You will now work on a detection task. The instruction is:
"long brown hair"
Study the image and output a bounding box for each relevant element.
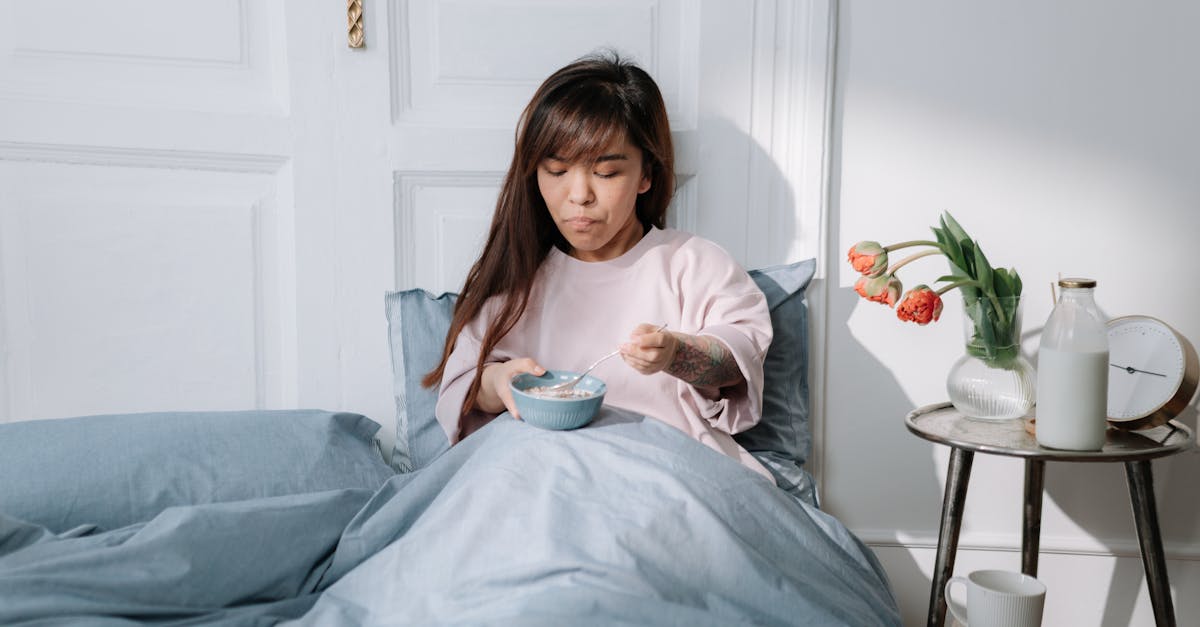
[421,52,676,424]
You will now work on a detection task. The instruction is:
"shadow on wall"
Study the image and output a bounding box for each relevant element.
[826,285,943,625]
[822,34,939,618]
[678,115,803,270]
[708,106,939,613]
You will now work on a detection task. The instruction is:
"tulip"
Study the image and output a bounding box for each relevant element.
[847,239,944,278]
[896,285,944,325]
[847,241,888,277]
[855,275,902,307]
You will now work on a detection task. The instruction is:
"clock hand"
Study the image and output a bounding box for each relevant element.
[1110,363,1167,377]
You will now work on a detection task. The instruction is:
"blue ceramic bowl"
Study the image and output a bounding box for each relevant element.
[509,370,606,430]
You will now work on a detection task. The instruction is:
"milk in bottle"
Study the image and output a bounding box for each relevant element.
[1035,278,1109,450]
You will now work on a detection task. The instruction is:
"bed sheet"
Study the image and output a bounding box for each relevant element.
[0,408,898,626]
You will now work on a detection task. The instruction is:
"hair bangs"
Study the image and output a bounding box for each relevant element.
[525,89,628,169]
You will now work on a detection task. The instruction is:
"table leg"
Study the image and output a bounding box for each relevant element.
[1124,460,1176,627]
[928,448,973,627]
[1021,459,1045,577]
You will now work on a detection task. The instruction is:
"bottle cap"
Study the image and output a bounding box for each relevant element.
[1058,277,1097,288]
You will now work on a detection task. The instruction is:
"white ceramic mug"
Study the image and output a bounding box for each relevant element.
[944,569,1046,627]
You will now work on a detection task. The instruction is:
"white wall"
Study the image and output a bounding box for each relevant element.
[826,1,1200,625]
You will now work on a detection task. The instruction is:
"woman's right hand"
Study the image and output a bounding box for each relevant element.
[477,358,546,419]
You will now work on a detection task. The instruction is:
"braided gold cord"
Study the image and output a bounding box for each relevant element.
[348,0,365,48]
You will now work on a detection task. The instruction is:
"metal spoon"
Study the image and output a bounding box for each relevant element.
[545,323,668,392]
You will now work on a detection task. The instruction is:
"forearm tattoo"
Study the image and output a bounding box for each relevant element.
[665,334,743,389]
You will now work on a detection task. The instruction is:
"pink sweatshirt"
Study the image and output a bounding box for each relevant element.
[435,227,774,480]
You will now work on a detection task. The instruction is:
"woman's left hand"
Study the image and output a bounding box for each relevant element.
[620,323,679,375]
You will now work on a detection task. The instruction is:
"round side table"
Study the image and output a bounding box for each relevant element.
[906,402,1195,627]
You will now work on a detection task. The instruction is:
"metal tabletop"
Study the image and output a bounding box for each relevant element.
[905,402,1195,462]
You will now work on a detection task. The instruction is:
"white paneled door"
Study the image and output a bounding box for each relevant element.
[0,0,293,421]
[0,1,834,457]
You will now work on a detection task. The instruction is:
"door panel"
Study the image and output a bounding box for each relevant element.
[0,162,280,419]
[395,171,502,294]
[0,0,287,115]
[393,0,692,129]
[0,0,293,422]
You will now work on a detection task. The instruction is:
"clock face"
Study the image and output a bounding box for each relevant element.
[1107,317,1186,420]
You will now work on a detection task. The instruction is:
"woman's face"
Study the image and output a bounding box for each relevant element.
[536,134,652,262]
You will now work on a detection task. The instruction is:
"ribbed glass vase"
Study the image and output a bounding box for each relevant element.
[946,296,1036,420]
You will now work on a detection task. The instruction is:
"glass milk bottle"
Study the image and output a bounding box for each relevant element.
[1036,278,1109,450]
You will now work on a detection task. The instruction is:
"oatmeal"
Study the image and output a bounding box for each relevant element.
[525,386,596,399]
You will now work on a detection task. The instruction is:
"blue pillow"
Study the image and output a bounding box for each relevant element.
[0,409,394,533]
[739,259,817,505]
[385,258,816,494]
[384,290,456,472]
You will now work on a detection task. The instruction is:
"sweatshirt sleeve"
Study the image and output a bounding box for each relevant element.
[679,240,773,435]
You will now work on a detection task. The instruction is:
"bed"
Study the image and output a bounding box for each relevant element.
[0,259,901,626]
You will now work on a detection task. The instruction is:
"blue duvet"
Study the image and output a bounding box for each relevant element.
[0,408,899,626]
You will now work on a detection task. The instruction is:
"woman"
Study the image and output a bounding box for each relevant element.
[424,53,774,480]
